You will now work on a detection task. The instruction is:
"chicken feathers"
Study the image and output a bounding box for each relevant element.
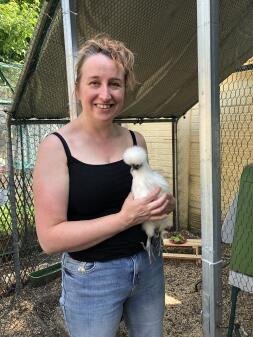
[123,146,172,262]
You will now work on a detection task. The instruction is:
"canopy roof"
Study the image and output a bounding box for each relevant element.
[10,0,253,120]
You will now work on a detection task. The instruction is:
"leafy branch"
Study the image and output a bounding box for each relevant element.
[0,0,41,63]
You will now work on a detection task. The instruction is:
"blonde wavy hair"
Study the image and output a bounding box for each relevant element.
[75,35,136,91]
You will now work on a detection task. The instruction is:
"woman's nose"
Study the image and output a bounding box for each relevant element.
[99,85,111,101]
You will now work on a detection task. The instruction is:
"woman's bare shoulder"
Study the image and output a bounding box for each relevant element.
[38,118,76,153]
[134,131,146,148]
[35,132,69,172]
[118,126,146,147]
[38,132,63,154]
[122,127,147,150]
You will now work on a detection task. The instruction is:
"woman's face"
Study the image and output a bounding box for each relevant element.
[76,53,125,123]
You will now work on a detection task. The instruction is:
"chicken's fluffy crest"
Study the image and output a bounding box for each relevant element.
[123,146,147,166]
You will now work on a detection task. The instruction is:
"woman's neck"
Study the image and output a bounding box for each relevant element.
[76,114,118,141]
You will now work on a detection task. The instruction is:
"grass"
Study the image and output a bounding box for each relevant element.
[0,202,36,256]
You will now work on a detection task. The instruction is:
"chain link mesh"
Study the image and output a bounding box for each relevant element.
[1,122,67,293]
[1,63,253,334]
[13,1,253,121]
[0,120,67,309]
[1,0,253,333]
[0,63,22,104]
[220,60,253,336]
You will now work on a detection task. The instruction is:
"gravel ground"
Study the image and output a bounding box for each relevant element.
[0,242,252,337]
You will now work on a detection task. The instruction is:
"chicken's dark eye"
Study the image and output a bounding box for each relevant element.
[132,164,141,170]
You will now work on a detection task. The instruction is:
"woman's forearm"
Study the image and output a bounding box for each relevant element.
[36,211,128,254]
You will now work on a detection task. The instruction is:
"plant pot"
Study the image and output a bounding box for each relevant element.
[169,238,187,245]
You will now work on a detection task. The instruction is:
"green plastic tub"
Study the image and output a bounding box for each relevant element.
[29,262,61,287]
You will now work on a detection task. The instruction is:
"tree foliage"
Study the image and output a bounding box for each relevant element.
[0,0,41,63]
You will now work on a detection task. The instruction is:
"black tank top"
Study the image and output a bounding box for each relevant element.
[52,130,147,262]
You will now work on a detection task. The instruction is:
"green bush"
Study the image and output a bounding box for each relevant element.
[0,0,41,62]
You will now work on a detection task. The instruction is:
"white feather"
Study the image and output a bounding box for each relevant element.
[123,146,172,260]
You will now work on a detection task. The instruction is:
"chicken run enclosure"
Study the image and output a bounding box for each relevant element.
[1,1,253,336]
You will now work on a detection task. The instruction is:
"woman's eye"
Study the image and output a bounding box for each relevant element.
[90,81,100,86]
[110,82,121,88]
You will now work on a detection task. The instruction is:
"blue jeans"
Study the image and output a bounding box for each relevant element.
[60,250,165,337]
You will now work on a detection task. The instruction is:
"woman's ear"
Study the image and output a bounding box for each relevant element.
[75,86,80,102]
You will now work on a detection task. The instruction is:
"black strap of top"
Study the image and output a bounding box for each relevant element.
[52,132,72,163]
[129,130,137,145]
[52,130,136,163]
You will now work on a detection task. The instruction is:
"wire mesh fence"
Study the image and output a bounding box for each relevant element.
[220,62,253,336]
[0,62,22,104]
[0,61,253,335]
[0,120,67,300]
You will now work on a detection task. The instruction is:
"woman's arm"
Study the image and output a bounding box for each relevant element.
[33,135,169,254]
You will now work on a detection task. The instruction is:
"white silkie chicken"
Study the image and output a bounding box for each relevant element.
[123,145,172,262]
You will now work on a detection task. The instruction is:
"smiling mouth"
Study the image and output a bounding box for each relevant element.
[95,104,114,109]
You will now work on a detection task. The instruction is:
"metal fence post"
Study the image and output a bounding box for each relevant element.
[61,0,79,120]
[197,0,222,336]
[19,125,29,241]
[7,117,21,294]
[172,118,179,230]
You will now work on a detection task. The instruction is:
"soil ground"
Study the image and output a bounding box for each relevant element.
[1,243,252,337]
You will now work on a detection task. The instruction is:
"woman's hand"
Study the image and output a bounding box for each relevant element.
[166,193,176,214]
[119,188,173,229]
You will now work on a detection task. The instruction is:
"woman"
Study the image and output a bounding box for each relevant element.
[33,35,175,337]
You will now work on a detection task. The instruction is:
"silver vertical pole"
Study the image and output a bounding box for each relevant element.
[61,0,79,120]
[7,117,21,294]
[172,118,179,230]
[197,1,222,337]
